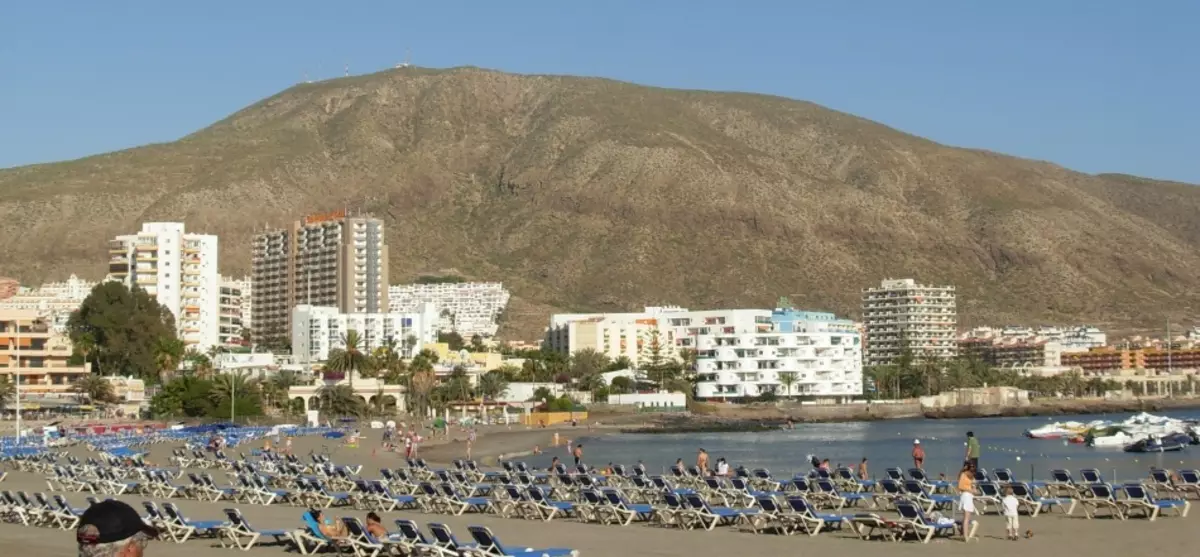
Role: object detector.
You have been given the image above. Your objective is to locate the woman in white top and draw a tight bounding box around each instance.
[715,458,730,477]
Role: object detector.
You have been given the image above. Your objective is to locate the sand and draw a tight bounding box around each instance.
[2,426,1195,557]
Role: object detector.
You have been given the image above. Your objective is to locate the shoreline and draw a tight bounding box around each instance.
[621,397,1200,434]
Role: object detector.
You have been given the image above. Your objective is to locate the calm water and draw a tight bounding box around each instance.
[532,411,1200,483]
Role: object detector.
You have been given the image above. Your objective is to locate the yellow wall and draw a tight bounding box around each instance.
[521,411,589,426]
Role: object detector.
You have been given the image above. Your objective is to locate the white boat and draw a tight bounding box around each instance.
[1025,421,1087,439]
[1088,430,1134,447]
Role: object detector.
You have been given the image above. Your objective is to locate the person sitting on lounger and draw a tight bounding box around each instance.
[312,509,347,539]
[365,512,388,539]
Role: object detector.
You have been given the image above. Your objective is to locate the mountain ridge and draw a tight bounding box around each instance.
[2,66,1198,338]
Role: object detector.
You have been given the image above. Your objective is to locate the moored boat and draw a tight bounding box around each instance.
[1122,432,1193,453]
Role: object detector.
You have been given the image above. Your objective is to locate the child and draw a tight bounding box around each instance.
[1002,486,1020,540]
[364,512,388,539]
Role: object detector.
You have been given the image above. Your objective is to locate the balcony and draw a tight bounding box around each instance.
[135,276,157,285]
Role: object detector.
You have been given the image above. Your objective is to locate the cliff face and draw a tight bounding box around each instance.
[2,66,1199,337]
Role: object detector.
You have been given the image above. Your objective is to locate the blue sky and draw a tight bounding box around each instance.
[2,1,1197,183]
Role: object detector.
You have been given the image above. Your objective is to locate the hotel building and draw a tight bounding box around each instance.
[108,223,220,351]
[693,306,863,401]
[388,282,511,337]
[251,211,389,346]
[0,310,92,394]
[291,304,438,363]
[861,278,957,366]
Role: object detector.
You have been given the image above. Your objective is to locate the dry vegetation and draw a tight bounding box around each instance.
[2,66,1199,338]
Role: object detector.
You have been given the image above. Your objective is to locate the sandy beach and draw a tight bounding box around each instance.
[2,428,1196,557]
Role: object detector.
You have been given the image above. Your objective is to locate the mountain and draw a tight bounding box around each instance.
[2,66,1199,339]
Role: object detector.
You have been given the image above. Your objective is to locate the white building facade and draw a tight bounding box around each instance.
[694,309,863,402]
[219,276,248,348]
[107,222,220,351]
[388,282,511,337]
[862,278,957,366]
[545,306,775,368]
[0,274,97,333]
[291,304,439,364]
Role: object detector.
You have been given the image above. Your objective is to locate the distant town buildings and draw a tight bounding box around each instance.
[545,306,693,366]
[0,309,92,394]
[694,302,862,402]
[290,303,438,364]
[251,211,389,346]
[388,282,510,337]
[107,222,220,351]
[219,276,248,348]
[0,278,18,300]
[862,278,957,366]
[0,274,97,333]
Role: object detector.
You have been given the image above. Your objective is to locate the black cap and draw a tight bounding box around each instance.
[77,500,159,544]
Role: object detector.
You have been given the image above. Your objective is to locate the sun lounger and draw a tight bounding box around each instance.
[393,519,456,557]
[783,495,848,536]
[466,525,579,557]
[894,500,975,543]
[682,492,759,531]
[1119,483,1191,521]
[1010,482,1076,517]
[220,508,293,550]
[850,512,905,542]
[340,516,385,557]
[1079,483,1125,520]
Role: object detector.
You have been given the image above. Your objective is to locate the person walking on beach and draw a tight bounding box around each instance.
[466,428,477,460]
[957,462,977,542]
[697,448,709,475]
[912,439,925,469]
[1002,486,1020,540]
[76,499,159,557]
[965,431,981,469]
[858,458,869,480]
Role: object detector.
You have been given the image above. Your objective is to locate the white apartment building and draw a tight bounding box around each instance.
[219,276,248,348]
[544,306,773,368]
[862,278,957,366]
[108,223,220,351]
[694,309,863,401]
[291,303,439,364]
[962,325,1106,354]
[0,274,97,333]
[388,282,511,337]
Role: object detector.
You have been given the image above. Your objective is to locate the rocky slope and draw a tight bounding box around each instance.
[2,66,1198,338]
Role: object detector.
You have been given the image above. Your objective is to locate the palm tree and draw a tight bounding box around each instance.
[778,372,798,398]
[318,383,364,417]
[184,349,214,378]
[154,337,185,383]
[403,335,419,358]
[265,370,301,413]
[73,375,117,405]
[477,370,510,402]
[0,375,14,408]
[326,329,370,389]
[210,372,257,408]
[408,352,437,417]
[372,338,405,382]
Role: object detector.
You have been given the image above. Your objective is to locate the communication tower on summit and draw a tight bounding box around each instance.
[396,48,412,68]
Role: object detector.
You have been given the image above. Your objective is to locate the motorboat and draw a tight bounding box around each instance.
[1025,421,1090,439]
[1123,432,1193,453]
[1086,428,1134,448]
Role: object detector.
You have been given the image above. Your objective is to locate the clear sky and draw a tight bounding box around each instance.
[2,1,1197,183]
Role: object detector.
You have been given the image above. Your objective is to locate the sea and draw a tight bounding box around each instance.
[527,410,1200,483]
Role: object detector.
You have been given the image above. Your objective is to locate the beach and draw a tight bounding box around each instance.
[4,425,1198,557]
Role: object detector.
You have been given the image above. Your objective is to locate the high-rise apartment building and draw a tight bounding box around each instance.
[251,210,389,346]
[108,223,220,351]
[861,278,957,366]
[219,276,249,348]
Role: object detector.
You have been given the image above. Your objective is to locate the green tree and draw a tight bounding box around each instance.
[609,376,635,395]
[576,373,604,392]
[444,366,474,402]
[438,331,465,351]
[570,348,610,378]
[150,376,216,417]
[73,375,118,404]
[67,282,177,381]
[326,329,371,386]
[469,334,486,352]
[606,356,635,372]
[154,337,186,382]
[478,370,510,401]
[318,384,365,417]
[778,372,798,397]
[0,375,13,407]
[372,338,406,383]
[184,349,214,378]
